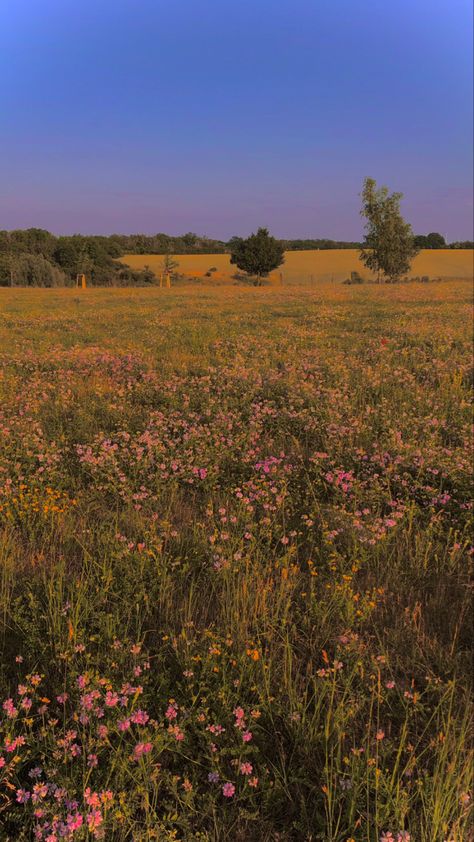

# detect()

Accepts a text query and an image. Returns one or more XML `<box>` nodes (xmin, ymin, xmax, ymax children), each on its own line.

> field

<box><xmin>120</xmin><ymin>248</ymin><xmax>474</xmax><ymax>283</ymax></box>
<box><xmin>0</xmin><ymin>281</ymin><xmax>472</xmax><ymax>841</ymax></box>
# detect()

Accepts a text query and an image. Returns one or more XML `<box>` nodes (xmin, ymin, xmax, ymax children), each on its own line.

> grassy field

<box><xmin>0</xmin><ymin>281</ymin><xmax>472</xmax><ymax>841</ymax></box>
<box><xmin>120</xmin><ymin>248</ymin><xmax>474</xmax><ymax>283</ymax></box>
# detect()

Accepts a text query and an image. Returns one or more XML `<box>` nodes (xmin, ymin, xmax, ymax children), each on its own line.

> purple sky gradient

<box><xmin>1</xmin><ymin>0</ymin><xmax>472</xmax><ymax>240</ymax></box>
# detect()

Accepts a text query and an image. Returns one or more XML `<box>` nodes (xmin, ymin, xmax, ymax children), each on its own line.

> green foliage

<box><xmin>115</xmin><ymin>265</ymin><xmax>158</xmax><ymax>286</ymax></box>
<box><xmin>8</xmin><ymin>228</ymin><xmax>56</xmax><ymax>259</ymax></box>
<box><xmin>414</xmin><ymin>232</ymin><xmax>446</xmax><ymax>249</ymax></box>
<box><xmin>281</xmin><ymin>238</ymin><xmax>362</xmax><ymax>250</ymax></box>
<box><xmin>229</xmin><ymin>227</ymin><xmax>285</xmax><ymax>282</ymax></box>
<box><xmin>9</xmin><ymin>253</ymin><xmax>67</xmax><ymax>287</ymax></box>
<box><xmin>112</xmin><ymin>232</ymin><xmax>228</xmax><ymax>255</ymax></box>
<box><xmin>450</xmin><ymin>240</ymin><xmax>474</xmax><ymax>249</ymax></box>
<box><xmin>360</xmin><ymin>177</ymin><xmax>419</xmax><ymax>281</ymax></box>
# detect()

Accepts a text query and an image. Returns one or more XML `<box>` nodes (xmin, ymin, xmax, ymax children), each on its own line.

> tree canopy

<box><xmin>414</xmin><ymin>232</ymin><xmax>446</xmax><ymax>249</ymax></box>
<box><xmin>360</xmin><ymin>177</ymin><xmax>419</xmax><ymax>281</ymax></box>
<box><xmin>229</xmin><ymin>228</ymin><xmax>285</xmax><ymax>283</ymax></box>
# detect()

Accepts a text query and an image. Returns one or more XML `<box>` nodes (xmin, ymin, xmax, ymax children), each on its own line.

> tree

<box><xmin>414</xmin><ymin>232</ymin><xmax>446</xmax><ymax>249</ymax></box>
<box><xmin>9</xmin><ymin>228</ymin><xmax>56</xmax><ymax>259</ymax></box>
<box><xmin>160</xmin><ymin>253</ymin><xmax>180</xmax><ymax>287</ymax></box>
<box><xmin>229</xmin><ymin>227</ymin><xmax>285</xmax><ymax>284</ymax></box>
<box><xmin>450</xmin><ymin>240</ymin><xmax>474</xmax><ymax>249</ymax></box>
<box><xmin>426</xmin><ymin>232</ymin><xmax>446</xmax><ymax>249</ymax></box>
<box><xmin>360</xmin><ymin>178</ymin><xmax>419</xmax><ymax>281</ymax></box>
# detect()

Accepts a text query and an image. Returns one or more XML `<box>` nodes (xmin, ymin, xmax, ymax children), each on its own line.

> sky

<box><xmin>0</xmin><ymin>0</ymin><xmax>472</xmax><ymax>240</ymax></box>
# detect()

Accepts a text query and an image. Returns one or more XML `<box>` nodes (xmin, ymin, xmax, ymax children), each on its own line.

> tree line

<box><xmin>0</xmin><ymin>211</ymin><xmax>471</xmax><ymax>287</ymax></box>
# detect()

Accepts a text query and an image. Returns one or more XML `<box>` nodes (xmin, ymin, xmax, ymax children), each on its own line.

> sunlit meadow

<box><xmin>0</xmin><ymin>281</ymin><xmax>472</xmax><ymax>841</ymax></box>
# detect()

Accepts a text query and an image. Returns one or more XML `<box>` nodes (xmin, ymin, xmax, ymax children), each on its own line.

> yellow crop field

<box><xmin>120</xmin><ymin>248</ymin><xmax>473</xmax><ymax>283</ymax></box>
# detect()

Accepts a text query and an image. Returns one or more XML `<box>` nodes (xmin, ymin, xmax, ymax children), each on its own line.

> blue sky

<box><xmin>0</xmin><ymin>0</ymin><xmax>472</xmax><ymax>239</ymax></box>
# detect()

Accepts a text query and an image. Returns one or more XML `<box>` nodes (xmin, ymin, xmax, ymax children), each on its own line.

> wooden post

<box><xmin>166</xmin><ymin>273</ymin><xmax>171</xmax><ymax>288</ymax></box>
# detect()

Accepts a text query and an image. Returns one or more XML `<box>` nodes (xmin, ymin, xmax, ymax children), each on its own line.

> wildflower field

<box><xmin>0</xmin><ymin>281</ymin><xmax>472</xmax><ymax>841</ymax></box>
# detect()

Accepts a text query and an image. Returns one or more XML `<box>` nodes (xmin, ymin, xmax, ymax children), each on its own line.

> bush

<box><xmin>11</xmin><ymin>254</ymin><xmax>67</xmax><ymax>287</ymax></box>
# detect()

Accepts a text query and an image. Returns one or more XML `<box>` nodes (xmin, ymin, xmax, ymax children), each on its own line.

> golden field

<box><xmin>120</xmin><ymin>247</ymin><xmax>474</xmax><ymax>283</ymax></box>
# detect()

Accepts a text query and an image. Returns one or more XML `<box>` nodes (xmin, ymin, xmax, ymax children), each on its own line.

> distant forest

<box><xmin>0</xmin><ymin>228</ymin><xmax>472</xmax><ymax>287</ymax></box>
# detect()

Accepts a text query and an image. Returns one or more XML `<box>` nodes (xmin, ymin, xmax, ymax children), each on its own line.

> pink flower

<box><xmin>86</xmin><ymin>808</ymin><xmax>103</xmax><ymax>831</ymax></box>
<box><xmin>66</xmin><ymin>813</ymin><xmax>83</xmax><ymax>831</ymax></box>
<box><xmin>87</xmin><ymin>754</ymin><xmax>98</xmax><ymax>768</ymax></box>
<box><xmin>31</xmin><ymin>783</ymin><xmax>48</xmax><ymax>803</ymax></box>
<box><xmin>242</xmin><ymin>730</ymin><xmax>253</xmax><ymax>742</ymax></box>
<box><xmin>105</xmin><ymin>691</ymin><xmax>119</xmax><ymax>707</ymax></box>
<box><xmin>248</xmin><ymin>776</ymin><xmax>258</xmax><ymax>787</ymax></box>
<box><xmin>239</xmin><ymin>762</ymin><xmax>253</xmax><ymax>775</ymax></box>
<box><xmin>222</xmin><ymin>782</ymin><xmax>235</xmax><ymax>798</ymax></box>
<box><xmin>168</xmin><ymin>724</ymin><xmax>185</xmax><ymax>741</ymax></box>
<box><xmin>16</xmin><ymin>789</ymin><xmax>30</xmax><ymax>803</ymax></box>
<box><xmin>5</xmin><ymin>735</ymin><xmax>25</xmax><ymax>752</ymax></box>
<box><xmin>207</xmin><ymin>723</ymin><xmax>225</xmax><ymax>735</ymax></box>
<box><xmin>385</xmin><ymin>681</ymin><xmax>395</xmax><ymax>689</ymax></box>
<box><xmin>165</xmin><ymin>703</ymin><xmax>178</xmax><ymax>720</ymax></box>
<box><xmin>131</xmin><ymin>709</ymin><xmax>149</xmax><ymax>725</ymax></box>
<box><xmin>84</xmin><ymin>788</ymin><xmax>100</xmax><ymax>807</ymax></box>
<box><xmin>133</xmin><ymin>741</ymin><xmax>152</xmax><ymax>760</ymax></box>
<box><xmin>3</xmin><ymin>698</ymin><xmax>18</xmax><ymax>718</ymax></box>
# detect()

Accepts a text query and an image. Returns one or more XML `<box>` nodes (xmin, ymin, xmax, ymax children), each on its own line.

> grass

<box><xmin>0</xmin><ymin>281</ymin><xmax>472</xmax><ymax>841</ymax></box>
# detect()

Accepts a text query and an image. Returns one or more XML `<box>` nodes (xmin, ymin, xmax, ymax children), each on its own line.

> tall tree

<box><xmin>360</xmin><ymin>178</ymin><xmax>419</xmax><ymax>281</ymax></box>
